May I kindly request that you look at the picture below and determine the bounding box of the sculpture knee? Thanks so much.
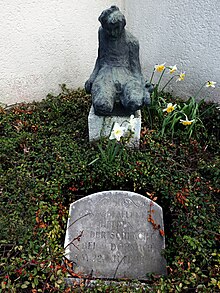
[92,91,114,115]
[122,81,144,113]
[93,98,114,115]
[92,80,116,115]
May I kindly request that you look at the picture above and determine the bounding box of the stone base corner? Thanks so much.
[88,106,141,148]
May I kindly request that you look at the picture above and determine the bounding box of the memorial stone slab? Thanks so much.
[64,191,167,280]
[88,106,141,148]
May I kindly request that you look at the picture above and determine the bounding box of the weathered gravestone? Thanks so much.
[64,191,167,280]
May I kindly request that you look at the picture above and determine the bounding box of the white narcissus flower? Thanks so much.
[163,103,177,113]
[154,63,166,72]
[180,116,195,126]
[205,81,216,88]
[109,123,126,141]
[176,72,185,82]
[168,65,177,74]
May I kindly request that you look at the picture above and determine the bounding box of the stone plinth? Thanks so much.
[88,106,141,148]
[64,190,167,281]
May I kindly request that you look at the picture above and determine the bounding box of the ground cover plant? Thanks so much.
[0,84,219,292]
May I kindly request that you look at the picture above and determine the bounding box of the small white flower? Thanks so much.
[180,115,195,126]
[168,65,177,74]
[176,72,185,82]
[205,81,216,88]
[109,123,126,141]
[163,103,177,113]
[154,63,166,72]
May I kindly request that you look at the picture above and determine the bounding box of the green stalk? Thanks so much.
[157,68,166,88]
[149,69,155,83]
[193,82,207,99]
[161,75,178,92]
[147,106,153,129]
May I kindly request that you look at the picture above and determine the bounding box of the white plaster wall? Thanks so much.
[124,0,220,102]
[0,0,124,105]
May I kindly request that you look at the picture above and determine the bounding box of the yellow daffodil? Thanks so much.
[205,81,216,88]
[168,65,177,74]
[109,123,126,141]
[163,103,177,113]
[176,72,185,82]
[180,116,195,126]
[155,63,166,72]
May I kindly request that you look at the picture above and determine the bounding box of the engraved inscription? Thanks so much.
[81,242,96,250]
[64,191,167,279]
[89,230,148,241]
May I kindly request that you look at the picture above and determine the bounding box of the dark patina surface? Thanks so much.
[85,6,152,116]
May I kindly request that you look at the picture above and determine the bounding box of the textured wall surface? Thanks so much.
[1,0,219,105]
[0,0,124,105]
[124,0,220,102]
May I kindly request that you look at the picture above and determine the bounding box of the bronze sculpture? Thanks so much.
[85,6,151,116]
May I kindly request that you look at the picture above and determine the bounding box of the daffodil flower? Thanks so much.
[180,115,195,126]
[176,72,185,82]
[205,81,216,88]
[155,63,166,72]
[168,65,177,74]
[163,103,177,113]
[109,123,126,141]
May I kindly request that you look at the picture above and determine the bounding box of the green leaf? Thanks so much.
[21,284,28,289]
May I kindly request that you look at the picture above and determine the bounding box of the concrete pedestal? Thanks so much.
[88,106,141,148]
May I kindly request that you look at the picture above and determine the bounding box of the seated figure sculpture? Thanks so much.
[85,6,151,116]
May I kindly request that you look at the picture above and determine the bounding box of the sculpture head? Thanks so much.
[98,6,126,39]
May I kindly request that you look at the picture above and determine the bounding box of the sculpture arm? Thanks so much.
[85,57,100,94]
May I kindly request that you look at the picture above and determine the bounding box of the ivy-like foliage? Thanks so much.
[0,86,219,292]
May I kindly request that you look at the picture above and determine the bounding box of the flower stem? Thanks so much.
[193,82,207,99]
[161,75,177,92]
[149,69,155,83]
[157,68,166,88]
